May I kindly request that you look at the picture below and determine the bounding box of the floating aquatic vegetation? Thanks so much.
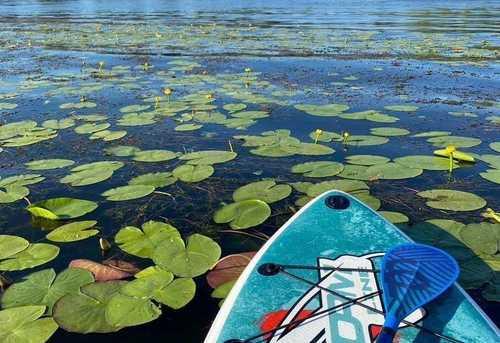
[175,123,203,131]
[117,112,157,126]
[211,280,236,307]
[427,135,481,148]
[478,154,500,169]
[378,211,409,224]
[223,103,247,113]
[308,130,342,143]
[132,150,178,162]
[61,161,123,186]
[129,172,177,188]
[295,103,349,116]
[393,155,458,171]
[449,111,477,118]
[370,127,410,137]
[25,159,75,170]
[490,142,500,153]
[214,200,271,230]
[102,185,155,201]
[42,118,75,129]
[339,110,399,123]
[291,161,344,178]
[60,101,96,109]
[206,252,256,289]
[0,305,58,343]
[89,130,127,142]
[0,185,30,203]
[417,189,487,211]
[46,221,99,242]
[0,102,17,110]
[344,135,389,146]
[232,180,292,204]
[384,104,418,112]
[27,197,98,220]
[115,221,181,259]
[412,131,451,138]
[74,122,110,134]
[345,154,390,166]
[105,145,141,157]
[69,259,138,281]
[0,243,60,271]
[179,150,237,165]
[338,164,373,181]
[173,164,214,183]
[1,268,94,313]
[480,170,500,185]
[434,147,475,162]
[0,235,29,259]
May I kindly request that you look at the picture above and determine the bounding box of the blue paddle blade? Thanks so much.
[377,243,459,342]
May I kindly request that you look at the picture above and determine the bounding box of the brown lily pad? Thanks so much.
[69,259,137,281]
[206,252,256,289]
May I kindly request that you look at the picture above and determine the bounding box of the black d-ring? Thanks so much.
[258,263,282,276]
[325,195,350,210]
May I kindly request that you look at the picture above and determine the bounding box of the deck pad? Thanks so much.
[205,191,499,343]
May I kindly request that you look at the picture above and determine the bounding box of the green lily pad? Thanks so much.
[102,185,155,201]
[105,145,141,157]
[490,142,500,153]
[0,174,44,187]
[460,223,499,255]
[366,162,423,180]
[213,200,271,230]
[0,305,58,343]
[458,257,493,289]
[89,130,127,141]
[115,221,181,258]
[307,180,369,197]
[173,164,214,183]
[370,127,410,137]
[132,150,178,162]
[179,150,237,165]
[230,110,268,119]
[60,161,123,187]
[105,293,161,327]
[153,234,221,277]
[153,278,196,309]
[417,189,487,211]
[211,280,236,306]
[291,161,344,178]
[1,268,94,313]
[129,172,177,188]
[42,118,75,130]
[46,220,99,242]
[393,155,458,171]
[338,164,373,180]
[175,123,203,131]
[25,159,75,170]
[0,185,29,203]
[378,211,409,224]
[344,135,389,146]
[117,113,156,126]
[74,123,110,134]
[480,169,500,184]
[0,235,29,259]
[295,103,349,116]
[120,104,151,113]
[223,103,247,113]
[0,102,17,110]
[384,104,418,112]
[345,155,390,166]
[53,281,126,333]
[0,243,59,271]
[427,135,481,148]
[479,155,500,169]
[308,130,342,142]
[232,180,292,204]
[412,131,451,138]
[27,198,98,220]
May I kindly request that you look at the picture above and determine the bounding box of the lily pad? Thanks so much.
[132,150,178,162]
[213,200,271,229]
[490,142,500,153]
[366,162,423,180]
[206,252,256,288]
[74,122,110,134]
[370,127,410,136]
[0,174,44,187]
[384,104,418,112]
[42,118,75,130]
[0,305,58,343]
[295,103,349,116]
[232,180,292,203]
[306,180,369,197]
[338,164,373,181]
[459,223,499,255]
[152,278,196,309]
[344,135,389,146]
[0,185,30,203]
[0,243,60,271]
[53,281,125,333]
[0,235,29,259]
[378,211,409,224]
[105,145,141,157]
[46,221,99,242]
[412,131,451,138]
[480,169,500,184]
[115,221,181,258]
[102,185,155,201]
[26,159,75,170]
[27,198,98,220]
[291,161,344,178]
[1,268,94,313]
[345,155,390,166]
[417,189,487,211]
[427,135,481,148]
[179,150,237,165]
[105,293,161,327]
[393,155,458,171]
[173,164,214,183]
[129,172,177,188]
[175,123,203,131]
[153,234,221,277]
[69,259,136,281]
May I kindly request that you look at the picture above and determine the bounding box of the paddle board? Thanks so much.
[205,190,499,343]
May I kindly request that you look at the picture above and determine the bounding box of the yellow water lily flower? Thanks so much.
[244,67,252,73]
[314,129,323,144]
[481,208,500,223]
[98,61,105,73]
[342,131,350,144]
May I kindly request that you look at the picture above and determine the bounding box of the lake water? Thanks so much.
[0,0,498,342]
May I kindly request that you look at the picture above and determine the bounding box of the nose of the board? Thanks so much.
[324,193,351,210]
